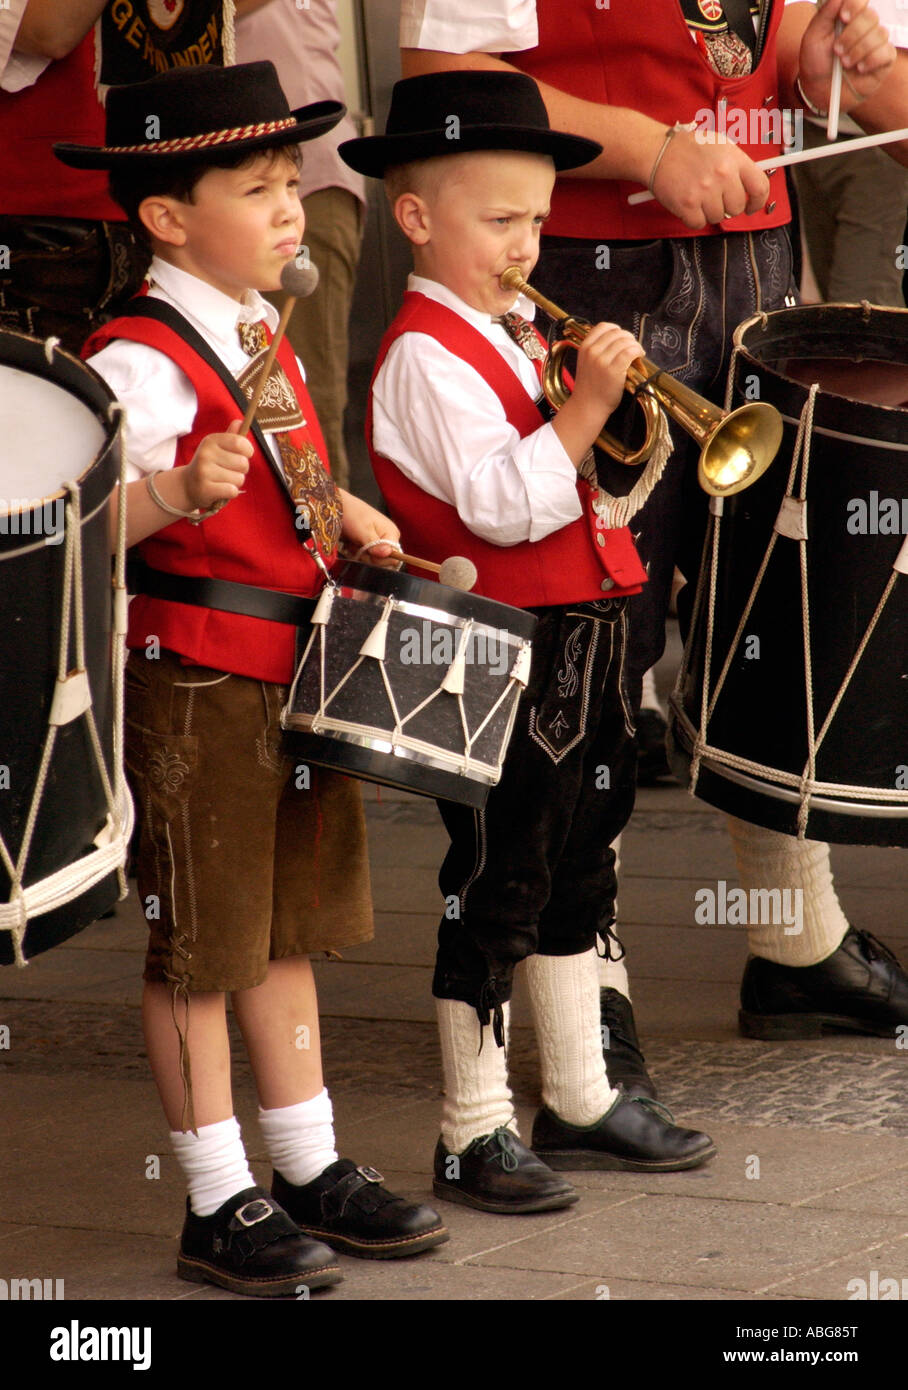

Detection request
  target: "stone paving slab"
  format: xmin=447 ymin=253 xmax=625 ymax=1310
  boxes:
xmin=464 ymin=1193 xmax=902 ymax=1292
xmin=758 ymin=1234 xmax=908 ymax=1299
xmin=548 ymin=1277 xmax=801 ymax=1300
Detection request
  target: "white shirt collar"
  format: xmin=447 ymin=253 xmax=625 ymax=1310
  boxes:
xmin=408 ymin=273 xmax=538 ymax=329
xmin=147 ymin=256 xmax=280 ymax=343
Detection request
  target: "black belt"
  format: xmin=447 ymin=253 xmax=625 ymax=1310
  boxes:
xmin=127 ymin=561 xmax=316 ymax=626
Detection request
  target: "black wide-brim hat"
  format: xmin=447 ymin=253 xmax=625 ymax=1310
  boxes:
xmin=54 ymin=61 xmax=344 ymax=170
xmin=339 ymin=71 xmax=601 ymax=177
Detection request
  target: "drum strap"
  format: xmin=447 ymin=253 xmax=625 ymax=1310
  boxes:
xmin=126 ymin=560 xmax=315 ymax=627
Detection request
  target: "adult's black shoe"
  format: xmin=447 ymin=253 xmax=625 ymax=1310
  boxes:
xmin=432 ymin=1128 xmax=579 ymax=1214
xmin=273 ymin=1159 xmax=449 ymax=1259
xmin=177 ymin=1186 xmax=341 ymax=1297
xmin=532 ymin=1094 xmax=716 ymax=1171
xmin=600 ymin=987 xmax=657 ymax=1099
xmin=739 ymin=927 xmax=908 ymax=1039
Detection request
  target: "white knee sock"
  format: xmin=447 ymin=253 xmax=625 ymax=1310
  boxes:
xmin=258 ymin=1089 xmax=338 ymax=1186
xmin=170 ymin=1115 xmax=255 ymax=1217
xmin=726 ymin=816 xmax=849 ymax=966
xmin=526 ymin=949 xmax=618 ymax=1125
xmin=436 ymin=998 xmax=517 ymax=1155
xmin=598 ymin=954 xmax=631 ymax=998
xmin=641 ymin=664 xmax=663 ymax=714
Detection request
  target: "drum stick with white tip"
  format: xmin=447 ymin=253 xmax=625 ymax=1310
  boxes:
xmin=239 ymin=260 xmax=319 ymax=436
xmin=205 ymin=261 xmax=319 ymax=519
xmin=354 ymin=541 xmax=478 ymax=591
xmin=398 ymin=551 xmax=478 ymax=591
xmin=627 ymin=124 xmax=908 ymax=204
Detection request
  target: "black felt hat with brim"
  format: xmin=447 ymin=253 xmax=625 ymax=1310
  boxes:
xmin=339 ymin=71 xmax=601 ymax=177
xmin=54 ymin=61 xmax=344 ymax=170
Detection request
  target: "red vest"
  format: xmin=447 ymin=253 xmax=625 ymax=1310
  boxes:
xmin=513 ymin=0 xmax=790 ymax=239
xmin=85 ymin=310 xmax=333 ymax=683
xmin=368 ymin=292 xmax=647 ymax=609
xmin=1 ymin=35 xmax=120 ymax=220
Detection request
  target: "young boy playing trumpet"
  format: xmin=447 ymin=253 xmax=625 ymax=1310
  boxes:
xmin=56 ymin=61 xmax=447 ymax=1294
xmin=341 ymin=71 xmax=715 ymax=1214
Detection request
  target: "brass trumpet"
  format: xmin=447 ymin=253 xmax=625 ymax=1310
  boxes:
xmin=500 ymin=266 xmax=783 ymax=496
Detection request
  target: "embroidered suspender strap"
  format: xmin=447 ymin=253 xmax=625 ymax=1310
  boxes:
xmin=120 ymin=297 xmax=312 ymax=542
xmin=126 ymin=559 xmax=315 ymax=626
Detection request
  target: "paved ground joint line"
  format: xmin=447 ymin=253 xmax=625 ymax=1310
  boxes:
xmin=452 ymin=1192 xmax=648 ymax=1266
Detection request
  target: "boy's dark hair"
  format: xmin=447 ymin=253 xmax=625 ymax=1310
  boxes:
xmin=109 ymin=143 xmax=303 ymax=267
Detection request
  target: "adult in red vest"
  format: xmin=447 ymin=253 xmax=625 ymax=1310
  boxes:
xmin=400 ymin=4 xmax=908 ymax=1051
xmin=0 ymin=0 xmax=266 ymax=352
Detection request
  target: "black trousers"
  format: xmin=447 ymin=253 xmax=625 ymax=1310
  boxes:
xmin=433 ymin=596 xmax=637 ymax=1033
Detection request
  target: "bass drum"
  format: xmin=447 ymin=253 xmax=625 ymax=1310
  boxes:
xmin=670 ymin=303 xmax=908 ymax=847
xmin=0 ymin=330 xmax=132 ymax=965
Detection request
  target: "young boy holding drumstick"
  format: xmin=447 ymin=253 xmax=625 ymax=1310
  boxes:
xmin=56 ymin=61 xmax=447 ymax=1294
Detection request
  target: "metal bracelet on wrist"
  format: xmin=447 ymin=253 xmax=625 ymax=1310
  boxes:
xmin=795 ymin=73 xmax=829 ymax=119
xmin=145 ymin=470 xmax=222 ymax=526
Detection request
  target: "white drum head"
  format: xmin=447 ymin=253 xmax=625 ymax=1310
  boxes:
xmin=0 ymin=364 xmax=107 ymax=510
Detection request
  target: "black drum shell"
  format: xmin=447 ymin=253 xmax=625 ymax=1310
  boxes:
xmin=0 ymin=331 xmax=122 ymax=963
xmin=671 ymin=305 xmax=908 ymax=847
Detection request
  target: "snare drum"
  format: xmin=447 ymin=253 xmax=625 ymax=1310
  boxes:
xmin=282 ymin=561 xmax=536 ymax=808
xmin=0 ymin=330 xmax=133 ymax=965
xmin=670 ymin=303 xmax=908 ymax=847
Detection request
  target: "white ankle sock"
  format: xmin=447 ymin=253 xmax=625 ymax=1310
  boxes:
xmin=258 ymin=1089 xmax=338 ymax=1187
xmin=436 ymin=998 xmax=517 ymax=1155
xmin=726 ymin=816 xmax=849 ymax=966
xmin=170 ymin=1115 xmax=255 ymax=1217
xmin=526 ymin=949 xmax=618 ymax=1125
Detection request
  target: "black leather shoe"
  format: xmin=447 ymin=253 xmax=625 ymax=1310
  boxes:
xmin=433 ymin=1128 xmax=579 ymax=1214
xmin=532 ymin=1094 xmax=716 ymax=1171
xmin=177 ymin=1186 xmax=341 ymax=1297
xmin=273 ymin=1159 xmax=449 ymax=1259
xmin=739 ymin=927 xmax=908 ymax=1039
xmin=600 ymin=988 xmax=657 ymax=1099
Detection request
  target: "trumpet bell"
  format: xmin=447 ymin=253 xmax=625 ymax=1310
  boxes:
xmin=698 ymin=401 xmax=784 ymax=497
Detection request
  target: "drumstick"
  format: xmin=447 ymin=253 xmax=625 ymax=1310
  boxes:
xmin=206 ymin=261 xmax=319 ymax=518
xmin=627 ymin=125 xmax=908 ymax=204
xmin=355 ymin=541 xmax=478 ymax=591
xmin=827 ymin=43 xmax=843 ymax=142
xmin=395 ymin=551 xmax=479 ymax=591
xmin=239 ymin=260 xmax=319 ymax=436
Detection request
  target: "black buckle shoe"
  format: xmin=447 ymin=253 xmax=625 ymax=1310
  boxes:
xmin=531 ymin=1094 xmax=716 ymax=1172
xmin=600 ymin=988 xmax=657 ymax=1099
xmin=433 ymin=1128 xmax=579 ymax=1214
xmin=739 ymin=926 xmax=908 ymax=1039
xmin=273 ymin=1159 xmax=449 ymax=1260
xmin=177 ymin=1186 xmax=341 ymax=1297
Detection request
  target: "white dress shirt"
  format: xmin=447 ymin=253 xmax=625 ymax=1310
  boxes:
xmin=86 ymin=257 xmax=299 ymax=484
xmin=370 ymin=275 xmax=582 ymax=547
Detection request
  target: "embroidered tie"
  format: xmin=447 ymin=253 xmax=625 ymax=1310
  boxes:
xmin=496 ymin=310 xmax=547 ymax=363
xmin=237 ymin=318 xmax=342 ymax=555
